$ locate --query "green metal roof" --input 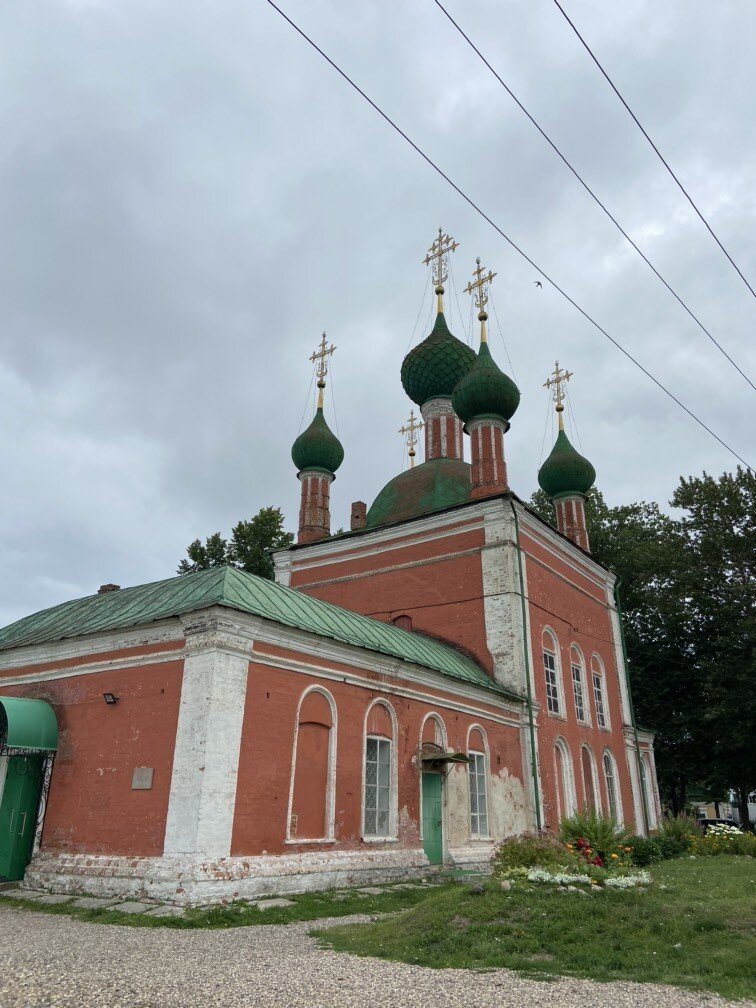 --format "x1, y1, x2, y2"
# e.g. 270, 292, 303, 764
366, 457, 473, 528
0, 697, 58, 752
401, 312, 476, 407
0, 567, 503, 695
